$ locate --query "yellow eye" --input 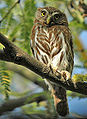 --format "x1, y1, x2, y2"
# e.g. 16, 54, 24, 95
41, 11, 46, 16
